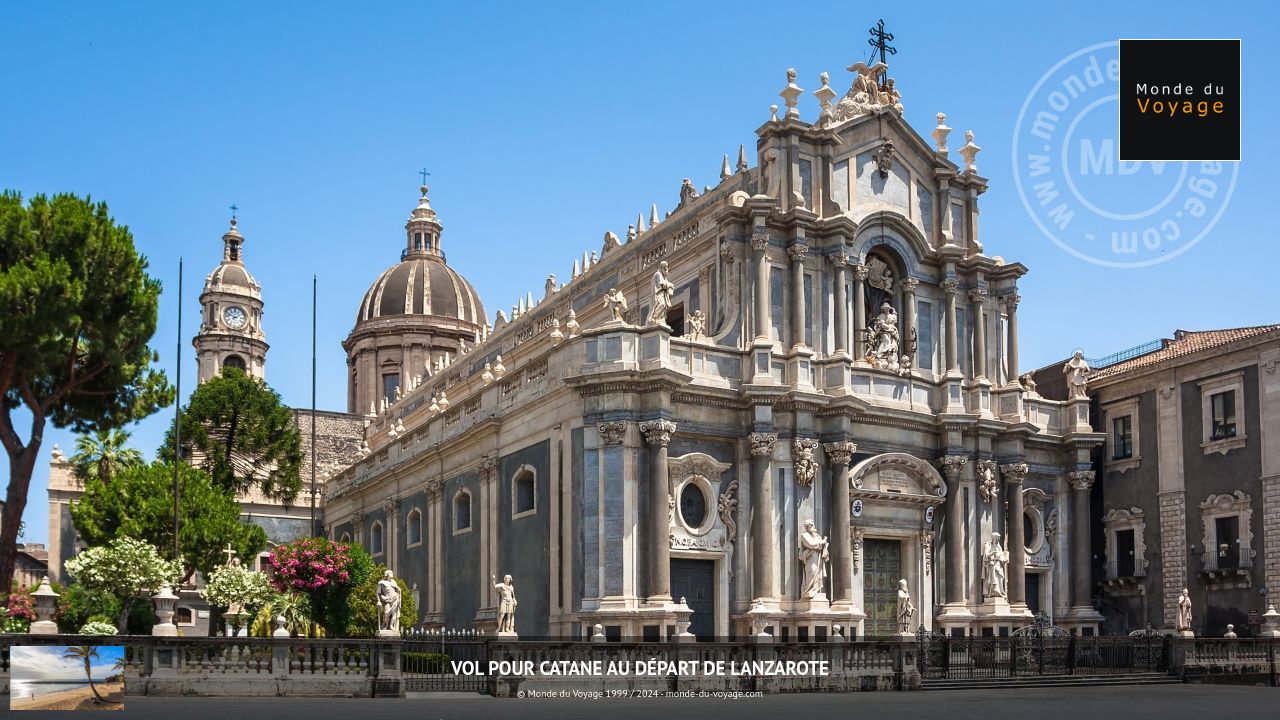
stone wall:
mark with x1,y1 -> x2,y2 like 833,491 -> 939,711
1159,491 -> 1187,627
292,409 -> 364,484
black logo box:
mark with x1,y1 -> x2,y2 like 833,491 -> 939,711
1119,39 -> 1240,162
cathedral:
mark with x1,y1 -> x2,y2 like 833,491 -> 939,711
321,61 -> 1105,640
47,59 -> 1107,641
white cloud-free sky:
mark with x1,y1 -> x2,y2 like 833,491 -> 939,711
10,645 -> 125,682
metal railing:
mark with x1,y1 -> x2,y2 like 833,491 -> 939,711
1202,545 -> 1252,571
1105,560 -> 1147,579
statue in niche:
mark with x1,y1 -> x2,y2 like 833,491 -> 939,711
376,569 -> 402,634
896,579 -> 915,633
647,261 -> 675,326
982,532 -> 1009,599
797,519 -> 830,600
1177,588 -> 1194,633
1064,350 -> 1091,399
492,574 -> 518,635
603,288 -> 629,324
865,302 -> 901,372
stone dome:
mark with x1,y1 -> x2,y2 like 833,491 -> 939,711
356,256 -> 484,326
208,262 -> 258,289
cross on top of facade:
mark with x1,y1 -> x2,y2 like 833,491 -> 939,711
223,543 -> 237,565
229,203 -> 238,220
867,19 -> 897,66
418,168 -> 431,185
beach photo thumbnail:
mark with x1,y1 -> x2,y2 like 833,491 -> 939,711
9,645 -> 125,711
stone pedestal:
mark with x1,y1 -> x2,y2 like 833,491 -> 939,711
935,604 -> 976,635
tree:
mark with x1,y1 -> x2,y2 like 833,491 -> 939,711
268,537 -> 372,636
70,427 -> 143,485
63,646 -> 106,704
160,367 -> 303,504
347,564 -> 416,637
0,191 -> 172,592
63,537 -> 181,629
200,562 -> 274,633
69,461 -> 266,583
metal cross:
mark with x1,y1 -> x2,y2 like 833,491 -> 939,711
229,203 -> 238,220
867,19 -> 897,66
418,168 -> 431,185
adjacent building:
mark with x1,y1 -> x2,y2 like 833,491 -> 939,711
1081,326 -> 1280,636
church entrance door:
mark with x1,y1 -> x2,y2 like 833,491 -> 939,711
671,558 -> 715,640
863,539 -> 902,637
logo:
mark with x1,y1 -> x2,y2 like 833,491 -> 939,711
1012,42 -> 1238,268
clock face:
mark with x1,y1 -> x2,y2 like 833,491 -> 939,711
223,306 -> 247,329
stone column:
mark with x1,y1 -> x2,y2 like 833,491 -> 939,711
478,457 -> 499,613
787,243 -> 808,349
824,441 -> 857,604
1069,471 -> 1095,608
852,265 -> 868,359
969,288 -> 988,380
384,497 -> 400,573
749,432 -> 778,602
938,456 -> 968,604
943,279 -> 960,374
830,252 -> 849,356
1001,463 -> 1029,605
753,228 -> 771,341
1004,293 -> 1021,383
900,278 -> 919,369
639,419 -> 677,603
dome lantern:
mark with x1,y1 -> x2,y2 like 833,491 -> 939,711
405,185 -> 443,260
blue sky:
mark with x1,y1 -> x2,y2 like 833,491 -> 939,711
10,645 -> 124,682
2,1 -> 1274,544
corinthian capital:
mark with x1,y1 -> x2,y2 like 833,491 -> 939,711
751,228 -> 770,252
1068,470 -> 1095,492
941,279 -> 960,295
638,419 -> 677,447
748,432 -> 778,457
1003,293 -> 1022,311
937,454 -> 968,481
823,440 -> 857,466
828,250 -> 849,267
968,287 -> 988,303
852,264 -> 870,282
597,421 -> 627,447
1000,462 -> 1029,484
787,243 -> 808,261
899,277 -> 920,294
479,456 -> 498,483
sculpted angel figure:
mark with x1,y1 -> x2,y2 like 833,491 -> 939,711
866,302 -> 900,371
603,288 -> 629,323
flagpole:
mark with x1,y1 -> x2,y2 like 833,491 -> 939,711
310,274 -> 317,538
173,257 -> 183,563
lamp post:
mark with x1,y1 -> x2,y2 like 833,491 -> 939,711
151,583 -> 178,637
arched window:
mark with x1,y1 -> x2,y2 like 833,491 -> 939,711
223,354 -> 246,372
407,508 -> 422,546
370,521 -> 385,556
340,532 -> 351,544
454,491 -> 472,534
512,466 -> 536,518
175,607 -> 194,625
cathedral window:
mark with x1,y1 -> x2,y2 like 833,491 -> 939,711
1198,371 -> 1246,454
340,532 -> 351,544
512,466 -> 536,518
175,607 -> 194,625
407,508 -> 422,546
1112,415 -> 1133,459
453,490 -> 472,534
414,232 -> 423,251
1103,397 -> 1141,473
370,521 -> 384,556
382,373 -> 400,405
223,355 -> 246,372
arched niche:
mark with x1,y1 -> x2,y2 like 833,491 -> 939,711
848,452 -> 947,497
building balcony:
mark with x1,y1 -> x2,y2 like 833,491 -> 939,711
1101,560 -> 1146,596
1199,546 -> 1253,589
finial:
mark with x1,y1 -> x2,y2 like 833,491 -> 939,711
814,72 -> 836,125
770,104 -> 779,122
650,203 -> 660,227
627,224 -> 637,242
636,212 -> 646,233
419,168 -> 431,186
779,69 -> 803,120
932,113 -> 952,158
960,130 -> 981,174
229,203 -> 238,224
720,154 -> 732,181
736,144 -> 748,174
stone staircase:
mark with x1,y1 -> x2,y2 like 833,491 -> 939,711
922,672 -> 1182,690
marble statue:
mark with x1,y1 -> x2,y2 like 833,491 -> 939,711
492,574 -> 518,635
797,519 -> 830,600
982,532 -> 1009,599
603,288 -> 628,323
977,460 -> 999,504
687,309 -> 705,341
1019,371 -> 1039,396
866,302 -> 900,372
829,61 -> 895,123
1064,350 -> 1091,399
647,261 -> 675,326
1177,588 -> 1194,632
376,569 -> 402,634
896,579 -> 915,633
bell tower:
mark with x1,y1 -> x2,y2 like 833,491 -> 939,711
193,214 -> 269,383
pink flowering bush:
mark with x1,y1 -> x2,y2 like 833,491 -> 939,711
269,537 -> 372,635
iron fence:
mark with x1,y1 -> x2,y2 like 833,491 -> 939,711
401,628 -> 489,692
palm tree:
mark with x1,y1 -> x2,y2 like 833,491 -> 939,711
62,645 -> 105,704
70,428 -> 143,484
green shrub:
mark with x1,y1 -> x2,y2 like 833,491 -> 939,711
402,651 -> 450,673
57,584 -> 123,633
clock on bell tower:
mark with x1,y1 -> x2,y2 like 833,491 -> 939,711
193,213 -> 269,383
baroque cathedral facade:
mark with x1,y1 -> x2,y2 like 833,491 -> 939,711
322,62 -> 1104,640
